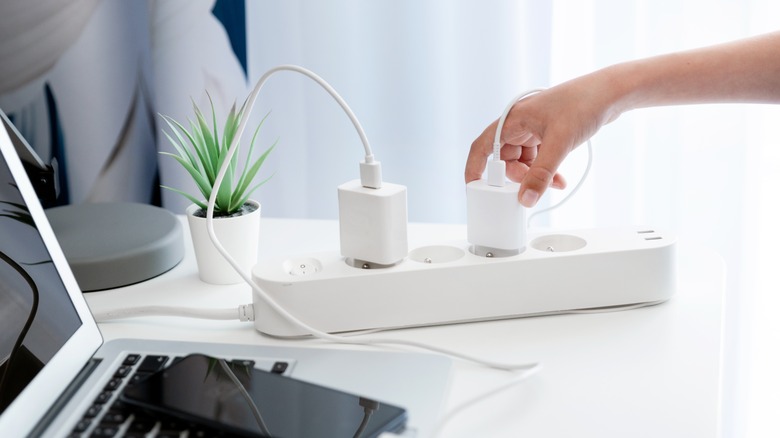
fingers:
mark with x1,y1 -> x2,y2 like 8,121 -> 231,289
517,131 -> 570,207
469,79 -> 607,207
551,173 -> 567,190
516,143 -> 537,166
506,158 -> 567,190
465,116 -> 539,183
467,94 -> 575,205
465,120 -> 498,183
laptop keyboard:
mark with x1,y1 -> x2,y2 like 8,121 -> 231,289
67,353 -> 290,438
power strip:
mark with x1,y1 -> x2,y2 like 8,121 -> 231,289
251,227 -> 676,337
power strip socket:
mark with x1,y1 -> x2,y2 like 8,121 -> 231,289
251,228 -> 675,337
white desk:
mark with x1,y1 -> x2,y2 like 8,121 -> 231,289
85,218 -> 724,438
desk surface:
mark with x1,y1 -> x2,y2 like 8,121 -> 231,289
85,218 -> 724,438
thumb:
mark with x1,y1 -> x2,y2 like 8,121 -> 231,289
517,134 -> 569,208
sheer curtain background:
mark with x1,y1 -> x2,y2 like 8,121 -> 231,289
246,1 -> 552,221
546,2 -> 780,437
247,1 -> 780,436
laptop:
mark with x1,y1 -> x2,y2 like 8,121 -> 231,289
0,110 -> 452,437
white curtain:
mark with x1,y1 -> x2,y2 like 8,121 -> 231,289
247,1 -> 780,436
246,0 -> 552,221
546,2 -> 780,437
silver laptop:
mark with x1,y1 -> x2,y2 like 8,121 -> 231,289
0,110 -> 451,437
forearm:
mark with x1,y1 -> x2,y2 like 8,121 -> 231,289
603,31 -> 780,116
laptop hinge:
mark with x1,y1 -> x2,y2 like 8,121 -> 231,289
28,357 -> 102,437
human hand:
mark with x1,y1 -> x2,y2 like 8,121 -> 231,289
465,72 -> 618,207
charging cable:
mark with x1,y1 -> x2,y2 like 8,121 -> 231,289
429,363 -> 542,438
353,398 -> 379,438
526,138 -> 593,228
488,89 -> 594,228
234,64 -> 382,189
487,89 -> 545,187
218,359 -> 271,436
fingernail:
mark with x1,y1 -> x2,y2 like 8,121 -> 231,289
520,189 -> 539,208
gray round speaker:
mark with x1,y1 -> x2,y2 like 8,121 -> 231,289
46,202 -> 184,292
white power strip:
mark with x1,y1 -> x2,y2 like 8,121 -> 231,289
251,227 -> 676,337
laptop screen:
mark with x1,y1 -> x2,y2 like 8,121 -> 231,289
0,110 -> 103,434
0,151 -> 82,412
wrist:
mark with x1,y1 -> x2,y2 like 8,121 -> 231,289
559,65 -> 631,129
595,63 -> 638,124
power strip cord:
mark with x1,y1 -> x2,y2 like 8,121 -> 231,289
92,304 -> 254,322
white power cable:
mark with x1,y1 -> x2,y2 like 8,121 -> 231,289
429,364 -> 542,438
92,299 -> 662,324
244,65 -> 373,161
218,359 -> 271,436
487,90 -> 545,187
230,64 -> 382,188
526,138 -> 593,228
564,299 -> 666,314
92,304 -> 254,322
492,89 -> 545,162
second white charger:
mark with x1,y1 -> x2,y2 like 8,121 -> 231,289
466,179 -> 526,256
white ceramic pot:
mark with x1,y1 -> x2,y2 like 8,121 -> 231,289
186,200 -> 261,285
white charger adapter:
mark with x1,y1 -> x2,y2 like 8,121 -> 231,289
466,177 -> 526,257
338,179 -> 408,266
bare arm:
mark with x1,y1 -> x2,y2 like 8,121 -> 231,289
466,31 -> 780,207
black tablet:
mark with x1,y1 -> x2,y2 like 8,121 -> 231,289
121,354 -> 408,437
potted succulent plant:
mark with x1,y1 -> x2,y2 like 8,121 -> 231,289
160,96 -> 275,284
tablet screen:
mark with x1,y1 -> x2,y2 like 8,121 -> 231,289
121,354 -> 408,437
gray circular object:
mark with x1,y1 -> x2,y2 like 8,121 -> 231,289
46,202 -> 184,292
